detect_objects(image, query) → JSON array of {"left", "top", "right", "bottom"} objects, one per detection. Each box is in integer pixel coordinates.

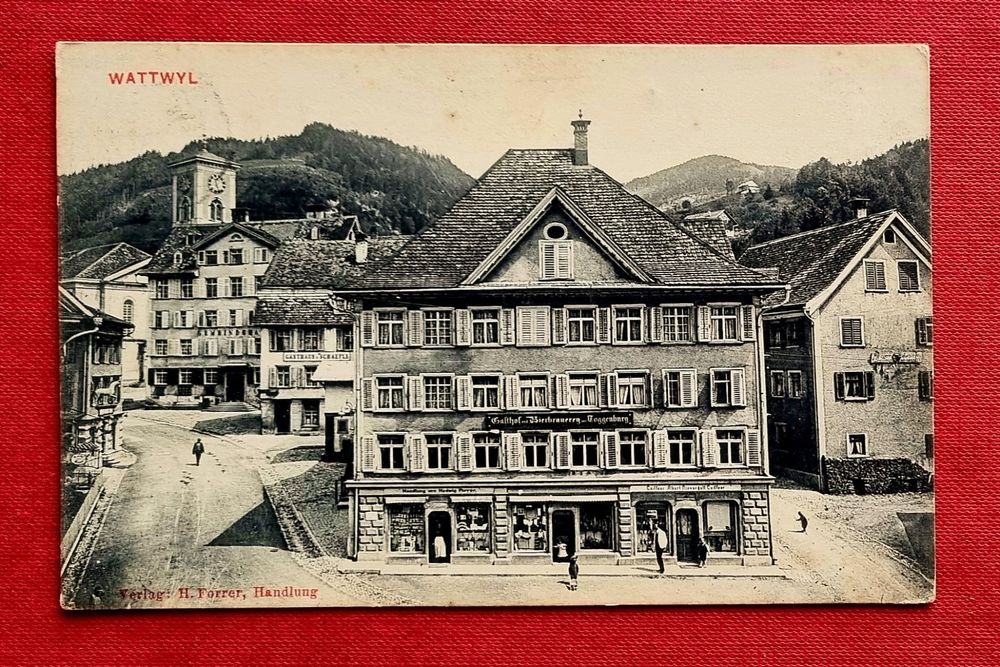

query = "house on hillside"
[
  {"left": 61, "top": 242, "right": 151, "bottom": 384},
  {"left": 321, "top": 117, "right": 786, "bottom": 568},
  {"left": 740, "top": 201, "right": 933, "bottom": 494},
  {"left": 736, "top": 180, "right": 760, "bottom": 197}
]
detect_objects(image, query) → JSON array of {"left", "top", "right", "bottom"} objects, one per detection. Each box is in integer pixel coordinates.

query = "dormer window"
[
  {"left": 539, "top": 240, "right": 573, "bottom": 280},
  {"left": 210, "top": 198, "right": 224, "bottom": 222},
  {"left": 172, "top": 251, "right": 183, "bottom": 265},
  {"left": 310, "top": 226, "right": 320, "bottom": 240},
  {"left": 883, "top": 228, "right": 897, "bottom": 244}
]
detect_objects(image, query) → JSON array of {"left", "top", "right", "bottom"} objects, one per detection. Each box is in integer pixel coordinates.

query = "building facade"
[
  {"left": 741, "top": 206, "right": 933, "bottom": 493},
  {"left": 332, "top": 120, "right": 785, "bottom": 568}
]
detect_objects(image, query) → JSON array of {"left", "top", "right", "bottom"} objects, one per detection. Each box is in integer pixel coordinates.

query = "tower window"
[
  {"left": 177, "top": 196, "right": 192, "bottom": 222},
  {"left": 210, "top": 198, "right": 224, "bottom": 222}
]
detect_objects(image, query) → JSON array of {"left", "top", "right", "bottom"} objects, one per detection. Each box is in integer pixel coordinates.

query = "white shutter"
[
  {"left": 360, "top": 378, "right": 375, "bottom": 411},
  {"left": 649, "top": 306, "right": 663, "bottom": 343},
  {"left": 697, "top": 305, "right": 713, "bottom": 342},
  {"left": 233, "top": 309, "right": 243, "bottom": 327},
  {"left": 700, "top": 430, "right": 717, "bottom": 467},
  {"left": 360, "top": 311, "right": 376, "bottom": 347},
  {"left": 172, "top": 311, "right": 181, "bottom": 328},
  {"left": 455, "top": 375, "right": 472, "bottom": 410},
  {"left": 554, "top": 374, "right": 570, "bottom": 409},
  {"left": 207, "top": 339, "right": 218, "bottom": 356},
  {"left": 168, "top": 339, "right": 180, "bottom": 356},
  {"left": 652, "top": 430, "right": 668, "bottom": 469},
  {"left": 407, "top": 376, "right": 424, "bottom": 411},
  {"left": 268, "top": 367, "right": 277, "bottom": 389},
  {"left": 246, "top": 277, "right": 255, "bottom": 297},
  {"left": 680, "top": 369, "right": 697, "bottom": 408},
  {"left": 556, "top": 242, "right": 573, "bottom": 278},
  {"left": 540, "top": 241, "right": 557, "bottom": 279},
  {"left": 741, "top": 305, "right": 756, "bottom": 341},
  {"left": 731, "top": 368, "right": 747, "bottom": 407},
  {"left": 554, "top": 433, "right": 571, "bottom": 469},
  {"left": 186, "top": 310, "right": 195, "bottom": 328},
  {"left": 503, "top": 375, "right": 520, "bottom": 410},
  {"left": 597, "top": 307, "right": 612, "bottom": 344},
  {"left": 602, "top": 432, "right": 619, "bottom": 469},
  {"left": 504, "top": 432, "right": 522, "bottom": 471},
  {"left": 360, "top": 435, "right": 376, "bottom": 472},
  {"left": 197, "top": 310, "right": 206, "bottom": 328},
  {"left": 407, "top": 310, "right": 424, "bottom": 347},
  {"left": 456, "top": 433, "right": 473, "bottom": 471},
  {"left": 246, "top": 336, "right": 256, "bottom": 356},
  {"left": 407, "top": 434, "right": 425, "bottom": 472},
  {"left": 746, "top": 428, "right": 762, "bottom": 467},
  {"left": 454, "top": 309, "right": 471, "bottom": 346},
  {"left": 501, "top": 308, "right": 516, "bottom": 346},
  {"left": 552, "top": 308, "right": 568, "bottom": 345}
]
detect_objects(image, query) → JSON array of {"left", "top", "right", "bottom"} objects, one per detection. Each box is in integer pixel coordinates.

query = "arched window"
[
  {"left": 178, "top": 196, "right": 192, "bottom": 222},
  {"left": 210, "top": 198, "right": 224, "bottom": 222},
  {"left": 173, "top": 251, "right": 183, "bottom": 265},
  {"left": 122, "top": 299, "right": 134, "bottom": 323}
]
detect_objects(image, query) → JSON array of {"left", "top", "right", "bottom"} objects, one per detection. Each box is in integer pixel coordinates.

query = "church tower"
[{"left": 168, "top": 148, "right": 240, "bottom": 226}]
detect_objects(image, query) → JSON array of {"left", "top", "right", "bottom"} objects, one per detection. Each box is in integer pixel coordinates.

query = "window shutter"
[
  {"left": 360, "top": 435, "right": 376, "bottom": 472},
  {"left": 555, "top": 433, "right": 571, "bottom": 469},
  {"left": 652, "top": 430, "right": 668, "bottom": 469},
  {"left": 540, "top": 241, "right": 556, "bottom": 279},
  {"left": 168, "top": 339, "right": 180, "bottom": 356},
  {"left": 455, "top": 375, "right": 472, "bottom": 410},
  {"left": 597, "top": 307, "right": 612, "bottom": 344},
  {"left": 268, "top": 367, "right": 277, "bottom": 389},
  {"left": 600, "top": 373, "right": 618, "bottom": 408},
  {"left": 534, "top": 308, "right": 549, "bottom": 346},
  {"left": 208, "top": 339, "right": 218, "bottom": 356},
  {"left": 407, "top": 434, "right": 425, "bottom": 472},
  {"left": 233, "top": 309, "right": 243, "bottom": 327},
  {"left": 246, "top": 277, "right": 255, "bottom": 297},
  {"left": 556, "top": 242, "right": 573, "bottom": 278},
  {"left": 504, "top": 432, "right": 522, "bottom": 471},
  {"left": 293, "top": 365, "right": 304, "bottom": 388},
  {"left": 916, "top": 318, "right": 928, "bottom": 345},
  {"left": 501, "top": 308, "right": 516, "bottom": 346},
  {"left": 697, "top": 305, "right": 713, "bottom": 342},
  {"left": 731, "top": 368, "right": 747, "bottom": 407},
  {"left": 680, "top": 369, "right": 697, "bottom": 408},
  {"left": 456, "top": 433, "right": 473, "bottom": 471},
  {"left": 554, "top": 374, "right": 570, "bottom": 409},
  {"left": 834, "top": 372, "right": 845, "bottom": 400},
  {"left": 741, "top": 305, "right": 756, "bottom": 341},
  {"left": 746, "top": 429, "right": 762, "bottom": 467},
  {"left": 649, "top": 306, "right": 663, "bottom": 343},
  {"left": 222, "top": 250, "right": 230, "bottom": 265},
  {"left": 454, "top": 309, "right": 471, "bottom": 346},
  {"left": 148, "top": 310, "right": 156, "bottom": 329},
  {"left": 172, "top": 311, "right": 181, "bottom": 328},
  {"left": 197, "top": 311, "right": 206, "bottom": 328},
  {"left": 865, "top": 371, "right": 876, "bottom": 401},
  {"left": 407, "top": 376, "right": 424, "bottom": 411},
  {"left": 220, "top": 279, "right": 230, "bottom": 298},
  {"left": 186, "top": 310, "right": 195, "bottom": 328},
  {"left": 198, "top": 251, "right": 205, "bottom": 264},
  {"left": 360, "top": 378, "right": 374, "bottom": 411},
  {"left": 503, "top": 375, "right": 520, "bottom": 410},
  {"left": 919, "top": 371, "right": 932, "bottom": 400},
  {"left": 552, "top": 308, "right": 568, "bottom": 345},
  {"left": 602, "top": 432, "right": 619, "bottom": 469},
  {"left": 700, "top": 430, "right": 717, "bottom": 467},
  {"left": 360, "top": 311, "right": 375, "bottom": 347},
  {"left": 407, "top": 310, "right": 424, "bottom": 347},
  {"left": 246, "top": 336, "right": 256, "bottom": 356}
]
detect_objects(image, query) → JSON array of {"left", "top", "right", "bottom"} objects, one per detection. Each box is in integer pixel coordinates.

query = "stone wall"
[
  {"left": 357, "top": 494, "right": 386, "bottom": 557},
  {"left": 822, "top": 456, "right": 932, "bottom": 495},
  {"left": 741, "top": 489, "right": 771, "bottom": 563}
]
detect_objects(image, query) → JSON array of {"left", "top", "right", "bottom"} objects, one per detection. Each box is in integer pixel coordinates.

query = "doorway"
[
  {"left": 552, "top": 509, "right": 576, "bottom": 562},
  {"left": 225, "top": 370, "right": 245, "bottom": 402},
  {"left": 676, "top": 508, "right": 700, "bottom": 563},
  {"left": 428, "top": 511, "right": 451, "bottom": 563},
  {"left": 274, "top": 401, "right": 291, "bottom": 433}
]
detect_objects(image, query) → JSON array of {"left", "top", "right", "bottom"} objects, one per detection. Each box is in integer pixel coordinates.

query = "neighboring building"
[
  {"left": 740, "top": 203, "right": 933, "bottom": 494},
  {"left": 683, "top": 209, "right": 747, "bottom": 241},
  {"left": 736, "top": 180, "right": 760, "bottom": 196},
  {"left": 330, "top": 119, "right": 786, "bottom": 568},
  {"left": 141, "top": 149, "right": 347, "bottom": 405},
  {"left": 61, "top": 242, "right": 151, "bottom": 384}
]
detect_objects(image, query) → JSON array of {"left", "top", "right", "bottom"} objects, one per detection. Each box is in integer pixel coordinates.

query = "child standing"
[{"left": 568, "top": 554, "right": 579, "bottom": 590}]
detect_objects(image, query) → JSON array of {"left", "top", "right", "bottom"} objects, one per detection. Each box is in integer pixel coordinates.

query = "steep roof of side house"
[{"left": 61, "top": 243, "right": 151, "bottom": 280}]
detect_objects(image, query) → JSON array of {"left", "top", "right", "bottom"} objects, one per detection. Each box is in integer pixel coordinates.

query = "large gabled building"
[
  {"left": 320, "top": 119, "right": 786, "bottom": 568},
  {"left": 740, "top": 203, "right": 933, "bottom": 494}
]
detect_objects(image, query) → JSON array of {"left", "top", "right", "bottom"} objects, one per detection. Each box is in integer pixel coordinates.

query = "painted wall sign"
[
  {"left": 630, "top": 483, "right": 741, "bottom": 492},
  {"left": 483, "top": 411, "right": 633, "bottom": 431},
  {"left": 869, "top": 350, "right": 919, "bottom": 364},
  {"left": 283, "top": 351, "right": 352, "bottom": 362}
]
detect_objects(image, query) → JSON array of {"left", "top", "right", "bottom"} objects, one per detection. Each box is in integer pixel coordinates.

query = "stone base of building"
[
  {"left": 772, "top": 465, "right": 824, "bottom": 491},
  {"left": 821, "top": 457, "right": 932, "bottom": 495}
]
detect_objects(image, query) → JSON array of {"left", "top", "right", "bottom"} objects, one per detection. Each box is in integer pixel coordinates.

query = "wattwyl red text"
[{"left": 108, "top": 71, "right": 198, "bottom": 85}]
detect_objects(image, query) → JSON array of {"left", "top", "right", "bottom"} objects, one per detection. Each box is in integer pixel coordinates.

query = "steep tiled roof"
[
  {"left": 61, "top": 243, "right": 150, "bottom": 280},
  {"left": 348, "top": 149, "right": 777, "bottom": 290},
  {"left": 739, "top": 210, "right": 897, "bottom": 308},
  {"left": 677, "top": 218, "right": 734, "bottom": 260},
  {"left": 261, "top": 237, "right": 411, "bottom": 288},
  {"left": 255, "top": 297, "right": 354, "bottom": 326},
  {"left": 684, "top": 210, "right": 731, "bottom": 222}
]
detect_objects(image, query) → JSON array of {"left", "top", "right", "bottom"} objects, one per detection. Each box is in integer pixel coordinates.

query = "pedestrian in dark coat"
[
  {"left": 568, "top": 554, "right": 579, "bottom": 590},
  {"left": 797, "top": 511, "right": 808, "bottom": 533},
  {"left": 193, "top": 438, "right": 205, "bottom": 466},
  {"left": 696, "top": 538, "right": 710, "bottom": 568}
]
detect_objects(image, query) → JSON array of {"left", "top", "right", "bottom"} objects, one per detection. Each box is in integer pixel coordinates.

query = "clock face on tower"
[{"left": 207, "top": 173, "right": 226, "bottom": 194}]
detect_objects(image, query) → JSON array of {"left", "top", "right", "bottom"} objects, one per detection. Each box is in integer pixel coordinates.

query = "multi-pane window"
[
  {"left": 917, "top": 317, "right": 933, "bottom": 346},
  {"left": 203, "top": 250, "right": 218, "bottom": 265},
  {"left": 154, "top": 279, "right": 169, "bottom": 299},
  {"left": 667, "top": 429, "right": 696, "bottom": 466},
  {"left": 570, "top": 432, "right": 600, "bottom": 467},
  {"left": 614, "top": 307, "right": 643, "bottom": 343},
  {"left": 153, "top": 369, "right": 169, "bottom": 385},
  {"left": 180, "top": 339, "right": 193, "bottom": 356},
  {"left": 710, "top": 306, "right": 739, "bottom": 342},
  {"left": 178, "top": 370, "right": 193, "bottom": 385},
  {"left": 304, "top": 366, "right": 320, "bottom": 387},
  {"left": 275, "top": 366, "right": 291, "bottom": 388},
  {"left": 847, "top": 433, "right": 868, "bottom": 457},
  {"left": 519, "top": 375, "right": 549, "bottom": 408},
  {"left": 377, "top": 311, "right": 404, "bottom": 346},
  {"left": 716, "top": 430, "right": 744, "bottom": 465},
  {"left": 423, "top": 376, "right": 453, "bottom": 410},
  {"left": 662, "top": 306, "right": 692, "bottom": 342},
  {"left": 180, "top": 278, "right": 194, "bottom": 298},
  {"left": 154, "top": 340, "right": 168, "bottom": 356},
  {"left": 300, "top": 328, "right": 322, "bottom": 351},
  {"left": 473, "top": 433, "right": 502, "bottom": 469},
  {"left": 254, "top": 247, "right": 269, "bottom": 264},
  {"left": 837, "top": 371, "right": 873, "bottom": 400},
  {"left": 471, "top": 376, "right": 500, "bottom": 409},
  {"left": 568, "top": 373, "right": 599, "bottom": 408},
  {"left": 618, "top": 431, "right": 647, "bottom": 467},
  {"left": 176, "top": 311, "right": 191, "bottom": 328},
  {"left": 865, "top": 260, "right": 887, "bottom": 291},
  {"left": 228, "top": 310, "right": 240, "bottom": 326},
  {"left": 426, "top": 434, "right": 453, "bottom": 470},
  {"left": 271, "top": 329, "right": 292, "bottom": 351},
  {"left": 378, "top": 434, "right": 406, "bottom": 470},
  {"left": 840, "top": 317, "right": 864, "bottom": 347},
  {"left": 204, "top": 369, "right": 218, "bottom": 385},
  {"left": 205, "top": 277, "right": 218, "bottom": 298},
  {"left": 616, "top": 372, "right": 648, "bottom": 407},
  {"left": 787, "top": 370, "right": 804, "bottom": 398},
  {"left": 770, "top": 371, "right": 786, "bottom": 397},
  {"left": 153, "top": 311, "right": 168, "bottom": 328},
  {"left": 522, "top": 433, "right": 549, "bottom": 468},
  {"left": 704, "top": 502, "right": 738, "bottom": 553},
  {"left": 423, "top": 310, "right": 453, "bottom": 346},
  {"left": 376, "top": 376, "right": 405, "bottom": 410},
  {"left": 712, "top": 370, "right": 732, "bottom": 406},
  {"left": 897, "top": 261, "right": 920, "bottom": 292},
  {"left": 229, "top": 277, "right": 244, "bottom": 298},
  {"left": 122, "top": 300, "right": 134, "bottom": 323},
  {"left": 204, "top": 310, "right": 218, "bottom": 328},
  {"left": 228, "top": 248, "right": 244, "bottom": 265},
  {"left": 567, "top": 308, "right": 596, "bottom": 344},
  {"left": 471, "top": 309, "right": 500, "bottom": 345},
  {"left": 302, "top": 402, "right": 320, "bottom": 427}
]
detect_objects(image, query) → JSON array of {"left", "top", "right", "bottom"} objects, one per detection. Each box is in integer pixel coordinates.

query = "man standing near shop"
[{"left": 654, "top": 522, "right": 669, "bottom": 574}]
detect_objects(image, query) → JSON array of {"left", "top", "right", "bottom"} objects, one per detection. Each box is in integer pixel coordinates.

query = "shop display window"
[
  {"left": 704, "top": 501, "right": 739, "bottom": 553},
  {"left": 388, "top": 504, "right": 425, "bottom": 554},
  {"left": 512, "top": 504, "right": 548, "bottom": 552},
  {"left": 455, "top": 504, "right": 491, "bottom": 553},
  {"left": 579, "top": 503, "right": 613, "bottom": 550},
  {"left": 635, "top": 502, "right": 670, "bottom": 554}
]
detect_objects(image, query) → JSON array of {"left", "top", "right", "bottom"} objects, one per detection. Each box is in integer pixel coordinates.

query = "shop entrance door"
[
  {"left": 428, "top": 511, "right": 451, "bottom": 563},
  {"left": 225, "top": 370, "right": 245, "bottom": 402},
  {"left": 676, "top": 508, "right": 700, "bottom": 563},
  {"left": 552, "top": 509, "right": 576, "bottom": 562},
  {"left": 274, "top": 402, "right": 291, "bottom": 433}
]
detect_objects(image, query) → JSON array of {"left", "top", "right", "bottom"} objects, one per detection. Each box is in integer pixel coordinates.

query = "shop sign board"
[{"left": 483, "top": 411, "right": 633, "bottom": 431}]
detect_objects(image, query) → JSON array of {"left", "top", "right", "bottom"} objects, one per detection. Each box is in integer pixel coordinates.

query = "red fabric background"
[{"left": 3, "top": 1, "right": 998, "bottom": 664}]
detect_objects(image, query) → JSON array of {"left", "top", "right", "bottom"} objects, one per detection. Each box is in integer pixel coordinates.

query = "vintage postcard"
[{"left": 58, "top": 43, "right": 933, "bottom": 609}]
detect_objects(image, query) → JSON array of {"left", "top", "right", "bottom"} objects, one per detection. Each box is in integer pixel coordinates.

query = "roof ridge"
[
  {"left": 72, "top": 243, "right": 121, "bottom": 278},
  {"left": 746, "top": 209, "right": 896, "bottom": 251}
]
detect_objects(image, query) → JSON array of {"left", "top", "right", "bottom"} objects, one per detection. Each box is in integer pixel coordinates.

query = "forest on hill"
[{"left": 59, "top": 123, "right": 475, "bottom": 253}]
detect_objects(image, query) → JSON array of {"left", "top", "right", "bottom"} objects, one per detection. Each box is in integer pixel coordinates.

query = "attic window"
[
  {"left": 884, "top": 228, "right": 897, "bottom": 244},
  {"left": 310, "top": 226, "right": 320, "bottom": 240},
  {"left": 172, "top": 251, "right": 183, "bottom": 265},
  {"left": 229, "top": 233, "right": 243, "bottom": 243},
  {"left": 543, "top": 222, "right": 568, "bottom": 240}
]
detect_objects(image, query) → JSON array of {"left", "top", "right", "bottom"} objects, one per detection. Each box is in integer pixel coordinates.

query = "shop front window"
[
  {"left": 455, "top": 504, "right": 490, "bottom": 553},
  {"left": 512, "top": 504, "right": 548, "bottom": 552},
  {"left": 704, "top": 501, "right": 739, "bottom": 553},
  {"left": 635, "top": 502, "right": 670, "bottom": 554},
  {"left": 388, "top": 504, "right": 425, "bottom": 554},
  {"left": 579, "top": 503, "right": 613, "bottom": 550}
]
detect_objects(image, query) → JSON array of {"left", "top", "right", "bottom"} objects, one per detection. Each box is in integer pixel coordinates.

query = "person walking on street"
[
  {"left": 654, "top": 522, "right": 669, "bottom": 574},
  {"left": 568, "top": 554, "right": 579, "bottom": 590},
  {"left": 696, "top": 538, "right": 710, "bottom": 568},
  {"left": 192, "top": 438, "right": 205, "bottom": 466},
  {"left": 797, "top": 511, "right": 809, "bottom": 533}
]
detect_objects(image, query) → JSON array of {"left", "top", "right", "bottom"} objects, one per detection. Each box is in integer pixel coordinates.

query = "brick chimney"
[
  {"left": 571, "top": 111, "right": 591, "bottom": 166},
  {"left": 850, "top": 197, "right": 870, "bottom": 219}
]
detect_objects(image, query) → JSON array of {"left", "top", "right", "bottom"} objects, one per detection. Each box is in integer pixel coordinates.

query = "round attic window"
[{"left": 543, "top": 222, "right": 568, "bottom": 240}]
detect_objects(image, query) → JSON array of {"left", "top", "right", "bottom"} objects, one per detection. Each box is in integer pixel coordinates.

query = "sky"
[{"left": 57, "top": 43, "right": 929, "bottom": 181}]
